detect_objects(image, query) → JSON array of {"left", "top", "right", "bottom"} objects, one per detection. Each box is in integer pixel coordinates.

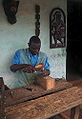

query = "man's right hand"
[
  {"left": 10, "top": 64, "right": 36, "bottom": 73},
  {"left": 22, "top": 64, "right": 36, "bottom": 73}
]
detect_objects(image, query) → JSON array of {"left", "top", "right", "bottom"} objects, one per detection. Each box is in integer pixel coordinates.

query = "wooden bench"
[
  {"left": 5, "top": 85, "right": 82, "bottom": 119},
  {"left": 1, "top": 76, "right": 82, "bottom": 119},
  {"left": 5, "top": 81, "right": 82, "bottom": 119}
]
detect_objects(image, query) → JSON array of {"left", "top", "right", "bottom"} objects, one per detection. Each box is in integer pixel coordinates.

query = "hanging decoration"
[
  {"left": 50, "top": 8, "right": 66, "bottom": 48},
  {"left": 2, "top": 0, "right": 19, "bottom": 24},
  {"left": 35, "top": 5, "right": 40, "bottom": 37}
]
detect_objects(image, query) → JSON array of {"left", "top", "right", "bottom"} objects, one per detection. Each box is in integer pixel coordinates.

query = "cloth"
[{"left": 10, "top": 48, "right": 50, "bottom": 88}]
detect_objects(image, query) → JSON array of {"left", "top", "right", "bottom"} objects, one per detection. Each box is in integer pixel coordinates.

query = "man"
[{"left": 10, "top": 36, "right": 50, "bottom": 88}]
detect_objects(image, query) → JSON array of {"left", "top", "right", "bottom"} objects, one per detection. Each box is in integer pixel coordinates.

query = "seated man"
[{"left": 10, "top": 36, "right": 50, "bottom": 88}]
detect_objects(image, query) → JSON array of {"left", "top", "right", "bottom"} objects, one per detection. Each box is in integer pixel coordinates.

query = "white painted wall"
[{"left": 0, "top": 0, "right": 67, "bottom": 88}]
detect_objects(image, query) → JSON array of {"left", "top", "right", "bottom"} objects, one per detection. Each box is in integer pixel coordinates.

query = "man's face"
[{"left": 29, "top": 42, "right": 41, "bottom": 55}]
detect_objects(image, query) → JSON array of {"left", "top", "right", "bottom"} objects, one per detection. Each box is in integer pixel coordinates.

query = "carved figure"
[{"left": 51, "top": 11, "right": 65, "bottom": 47}]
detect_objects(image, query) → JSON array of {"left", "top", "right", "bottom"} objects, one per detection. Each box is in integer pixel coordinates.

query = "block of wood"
[
  {"left": 35, "top": 76, "right": 56, "bottom": 90},
  {"left": 35, "top": 64, "right": 44, "bottom": 71}
]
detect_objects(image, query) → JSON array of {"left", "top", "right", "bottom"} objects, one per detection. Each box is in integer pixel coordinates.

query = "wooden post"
[
  {"left": 70, "top": 106, "right": 80, "bottom": 119},
  {"left": 0, "top": 77, "right": 6, "bottom": 119}
]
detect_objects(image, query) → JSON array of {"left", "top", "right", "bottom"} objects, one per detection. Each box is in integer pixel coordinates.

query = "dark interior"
[{"left": 67, "top": 0, "right": 82, "bottom": 79}]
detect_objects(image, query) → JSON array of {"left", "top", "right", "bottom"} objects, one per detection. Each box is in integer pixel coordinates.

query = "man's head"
[{"left": 28, "top": 36, "right": 41, "bottom": 55}]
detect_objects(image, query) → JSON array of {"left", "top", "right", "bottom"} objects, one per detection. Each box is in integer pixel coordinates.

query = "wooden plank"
[
  {"left": 5, "top": 85, "right": 82, "bottom": 119},
  {"left": 4, "top": 79, "right": 82, "bottom": 107}
]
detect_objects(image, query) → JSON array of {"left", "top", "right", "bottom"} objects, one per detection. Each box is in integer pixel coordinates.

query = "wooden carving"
[
  {"left": 2, "top": 0, "right": 19, "bottom": 24},
  {"left": 50, "top": 8, "right": 66, "bottom": 48},
  {"left": 35, "top": 5, "right": 40, "bottom": 36},
  {"left": 35, "top": 76, "right": 56, "bottom": 90}
]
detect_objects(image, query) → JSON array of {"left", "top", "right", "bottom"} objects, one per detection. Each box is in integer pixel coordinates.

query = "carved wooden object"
[
  {"left": 50, "top": 8, "right": 66, "bottom": 48},
  {"left": 35, "top": 5, "right": 40, "bottom": 36},
  {"left": 35, "top": 76, "right": 56, "bottom": 90},
  {"left": 35, "top": 64, "right": 44, "bottom": 71},
  {"left": 2, "top": 0, "right": 19, "bottom": 24}
]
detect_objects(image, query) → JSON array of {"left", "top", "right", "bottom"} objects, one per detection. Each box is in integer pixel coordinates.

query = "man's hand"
[
  {"left": 35, "top": 64, "right": 44, "bottom": 71},
  {"left": 41, "top": 69, "right": 50, "bottom": 76},
  {"left": 22, "top": 65, "right": 36, "bottom": 73}
]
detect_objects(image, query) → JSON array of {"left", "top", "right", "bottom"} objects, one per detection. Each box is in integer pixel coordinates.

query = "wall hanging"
[
  {"left": 50, "top": 8, "right": 66, "bottom": 48},
  {"left": 35, "top": 5, "right": 40, "bottom": 37},
  {"left": 2, "top": 0, "right": 19, "bottom": 24}
]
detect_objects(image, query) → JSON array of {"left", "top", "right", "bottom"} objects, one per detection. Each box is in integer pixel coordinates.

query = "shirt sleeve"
[
  {"left": 44, "top": 57, "right": 50, "bottom": 70},
  {"left": 12, "top": 50, "right": 20, "bottom": 65}
]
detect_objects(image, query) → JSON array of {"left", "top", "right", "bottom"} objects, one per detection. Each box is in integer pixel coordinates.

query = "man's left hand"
[{"left": 41, "top": 69, "right": 50, "bottom": 76}]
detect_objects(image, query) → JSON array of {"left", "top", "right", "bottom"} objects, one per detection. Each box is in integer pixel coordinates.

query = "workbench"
[{"left": 0, "top": 76, "right": 82, "bottom": 119}]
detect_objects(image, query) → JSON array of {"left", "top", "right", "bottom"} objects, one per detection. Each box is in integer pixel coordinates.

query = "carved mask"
[{"left": 3, "top": 0, "right": 19, "bottom": 24}]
